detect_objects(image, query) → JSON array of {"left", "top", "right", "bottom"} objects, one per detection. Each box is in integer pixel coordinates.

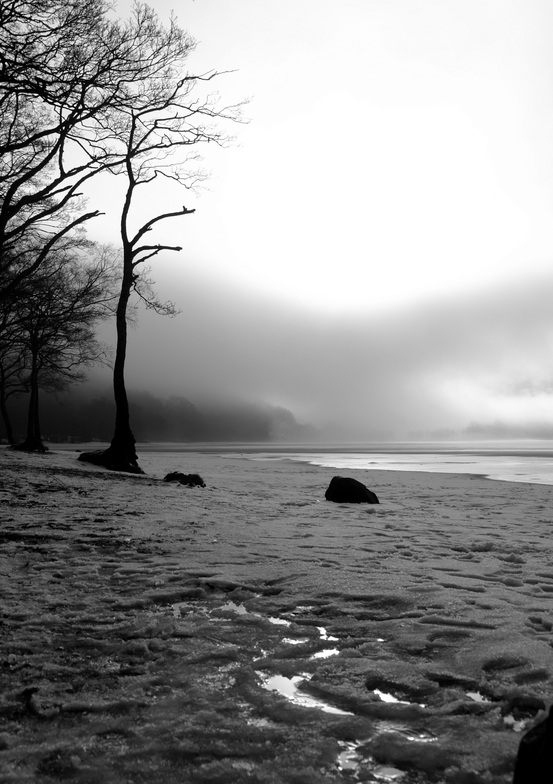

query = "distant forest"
[{"left": 2, "top": 387, "right": 315, "bottom": 445}]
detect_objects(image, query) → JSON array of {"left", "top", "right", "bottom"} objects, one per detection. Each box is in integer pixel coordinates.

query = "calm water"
[
  {"left": 228, "top": 441, "right": 553, "bottom": 486},
  {"left": 130, "top": 440, "right": 553, "bottom": 487}
]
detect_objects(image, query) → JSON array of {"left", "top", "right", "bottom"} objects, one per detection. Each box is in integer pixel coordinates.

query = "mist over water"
[{"left": 93, "top": 267, "right": 553, "bottom": 441}]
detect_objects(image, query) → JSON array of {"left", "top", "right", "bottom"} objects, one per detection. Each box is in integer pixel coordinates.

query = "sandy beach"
[{"left": 1, "top": 446, "right": 553, "bottom": 783}]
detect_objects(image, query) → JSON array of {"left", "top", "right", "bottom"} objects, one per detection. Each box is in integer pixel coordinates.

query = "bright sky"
[
  {"left": 97, "top": 0, "right": 553, "bottom": 437},
  {"left": 110, "top": 0, "right": 553, "bottom": 315}
]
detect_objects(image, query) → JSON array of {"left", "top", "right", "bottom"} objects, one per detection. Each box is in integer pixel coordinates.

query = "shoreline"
[
  {"left": 50, "top": 438, "right": 553, "bottom": 458},
  {"left": 47, "top": 439, "right": 553, "bottom": 487}
]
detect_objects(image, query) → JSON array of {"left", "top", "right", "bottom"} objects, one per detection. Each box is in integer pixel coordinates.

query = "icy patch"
[
  {"left": 258, "top": 672, "right": 353, "bottom": 715},
  {"left": 282, "top": 637, "right": 310, "bottom": 645}
]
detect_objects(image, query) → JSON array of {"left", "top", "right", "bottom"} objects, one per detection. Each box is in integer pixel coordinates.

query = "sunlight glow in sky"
[
  {"left": 96, "top": 0, "right": 553, "bottom": 436},
  {"left": 112, "top": 0, "right": 553, "bottom": 315}
]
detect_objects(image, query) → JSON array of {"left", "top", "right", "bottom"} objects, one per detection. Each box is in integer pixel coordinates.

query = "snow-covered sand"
[{"left": 1, "top": 446, "right": 552, "bottom": 783}]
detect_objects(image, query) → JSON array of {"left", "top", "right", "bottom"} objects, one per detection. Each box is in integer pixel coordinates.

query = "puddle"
[
  {"left": 467, "top": 691, "right": 491, "bottom": 703},
  {"left": 372, "top": 689, "right": 427, "bottom": 709},
  {"left": 310, "top": 648, "right": 339, "bottom": 660},
  {"left": 374, "top": 689, "right": 412, "bottom": 705},
  {"left": 372, "top": 765, "right": 405, "bottom": 781},
  {"left": 282, "top": 637, "right": 310, "bottom": 645},
  {"left": 258, "top": 672, "right": 353, "bottom": 715},
  {"left": 336, "top": 742, "right": 405, "bottom": 781},
  {"left": 220, "top": 601, "right": 249, "bottom": 615},
  {"left": 337, "top": 741, "right": 363, "bottom": 772},
  {"left": 318, "top": 626, "right": 339, "bottom": 641}
]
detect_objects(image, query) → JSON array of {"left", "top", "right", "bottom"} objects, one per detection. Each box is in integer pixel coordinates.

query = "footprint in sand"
[
  {"left": 482, "top": 655, "right": 530, "bottom": 674},
  {"left": 525, "top": 615, "right": 553, "bottom": 637}
]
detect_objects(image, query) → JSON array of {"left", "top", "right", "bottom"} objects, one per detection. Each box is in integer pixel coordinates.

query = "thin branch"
[{"left": 131, "top": 205, "right": 195, "bottom": 246}]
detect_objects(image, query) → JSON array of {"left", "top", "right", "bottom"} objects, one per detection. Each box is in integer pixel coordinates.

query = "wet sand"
[{"left": 1, "top": 446, "right": 552, "bottom": 782}]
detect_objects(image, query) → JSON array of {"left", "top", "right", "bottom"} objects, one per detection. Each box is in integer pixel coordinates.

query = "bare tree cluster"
[
  {"left": 0, "top": 0, "right": 239, "bottom": 469},
  {"left": 0, "top": 243, "right": 118, "bottom": 450}
]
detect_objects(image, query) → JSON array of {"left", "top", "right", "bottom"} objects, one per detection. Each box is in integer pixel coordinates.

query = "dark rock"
[
  {"left": 513, "top": 705, "right": 553, "bottom": 783},
  {"left": 325, "top": 476, "right": 379, "bottom": 504},
  {"left": 163, "top": 472, "right": 206, "bottom": 487}
]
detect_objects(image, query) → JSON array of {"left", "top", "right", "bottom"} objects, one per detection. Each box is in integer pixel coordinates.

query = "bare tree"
[
  {"left": 79, "top": 3, "right": 240, "bottom": 473},
  {"left": 0, "top": 0, "right": 211, "bottom": 300},
  {"left": 1, "top": 0, "right": 104, "bottom": 297},
  {"left": 1, "top": 0, "right": 240, "bottom": 468},
  {"left": 0, "top": 286, "right": 28, "bottom": 443},
  {"left": 10, "top": 245, "right": 117, "bottom": 452}
]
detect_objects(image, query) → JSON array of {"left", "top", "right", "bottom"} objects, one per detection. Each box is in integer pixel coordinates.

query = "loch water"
[{"left": 132, "top": 439, "right": 553, "bottom": 486}]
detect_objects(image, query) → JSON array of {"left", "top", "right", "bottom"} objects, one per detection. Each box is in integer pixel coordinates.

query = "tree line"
[
  {"left": 2, "top": 387, "right": 314, "bottom": 444},
  {"left": 0, "top": 0, "right": 239, "bottom": 471}
]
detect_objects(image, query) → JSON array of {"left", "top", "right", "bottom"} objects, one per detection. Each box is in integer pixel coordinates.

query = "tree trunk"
[
  {"left": 78, "top": 270, "right": 143, "bottom": 473},
  {"left": 79, "top": 163, "right": 145, "bottom": 474},
  {"left": 0, "top": 365, "right": 15, "bottom": 445},
  {"left": 15, "top": 350, "right": 47, "bottom": 452},
  {"left": 106, "top": 270, "right": 141, "bottom": 470},
  {"left": 0, "top": 389, "right": 15, "bottom": 444}
]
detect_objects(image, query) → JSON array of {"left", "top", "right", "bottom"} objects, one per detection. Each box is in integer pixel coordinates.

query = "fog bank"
[{"left": 91, "top": 265, "right": 553, "bottom": 440}]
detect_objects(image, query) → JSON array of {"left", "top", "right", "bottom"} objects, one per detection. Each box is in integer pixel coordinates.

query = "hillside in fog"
[{"left": 2, "top": 386, "right": 315, "bottom": 444}]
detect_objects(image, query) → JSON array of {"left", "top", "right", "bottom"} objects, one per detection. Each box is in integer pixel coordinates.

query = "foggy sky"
[
  {"left": 92, "top": 266, "right": 553, "bottom": 439},
  {"left": 92, "top": 0, "right": 553, "bottom": 440}
]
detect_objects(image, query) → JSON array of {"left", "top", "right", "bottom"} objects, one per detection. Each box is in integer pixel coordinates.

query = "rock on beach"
[{"left": 325, "top": 475, "right": 380, "bottom": 503}]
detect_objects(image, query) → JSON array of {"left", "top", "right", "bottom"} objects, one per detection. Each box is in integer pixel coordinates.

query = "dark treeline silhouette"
[{"left": 1, "top": 386, "right": 314, "bottom": 445}]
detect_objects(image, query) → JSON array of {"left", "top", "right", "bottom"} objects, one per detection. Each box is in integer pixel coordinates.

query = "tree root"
[
  {"left": 12, "top": 441, "right": 48, "bottom": 454},
  {"left": 78, "top": 449, "right": 144, "bottom": 474}
]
